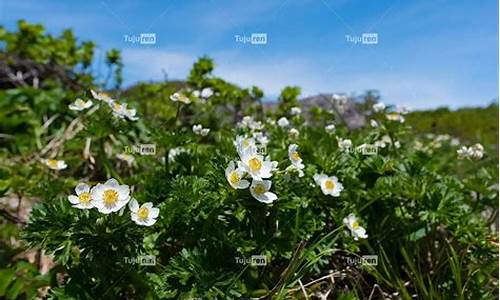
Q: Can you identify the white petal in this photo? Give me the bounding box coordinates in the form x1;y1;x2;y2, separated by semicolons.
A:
149;207;160;219
225;161;235;176
116;185;130;201
68;195;80;204
143;218;157;226
128;199;139;212
90;184;104;201
104;178;119;187
236;179;250;189
143;202;153;209
75;183;90;195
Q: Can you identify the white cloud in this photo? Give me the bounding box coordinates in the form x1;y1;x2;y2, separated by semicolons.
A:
121;48;491;110
122;48;197;83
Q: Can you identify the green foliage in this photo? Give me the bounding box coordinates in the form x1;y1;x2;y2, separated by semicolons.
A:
0;21;498;300
406;104;499;149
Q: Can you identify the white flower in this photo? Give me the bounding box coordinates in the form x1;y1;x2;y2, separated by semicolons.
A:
470;143;485;160
285;165;304;177
457;144;485;160
237;116;263;131
394;141;401;149
374;135;393;148
343;214;368;240
288;128;300;139
450;138;460;146
200;87;214;99
386;113;405;123
372;102;385;113
129;199;159;226
68;182;94;209
250;179;277;204
238;146;276;180
266;118;276;125
395;105;410;115
325;124;336;134
91;90;114;104
41;158;67;170
313;174;343;197
90;178;130;214
288;144;304;169
370;120;378;128
332;94;347;103
234;135;256;158
123;107;139;121
192;124;210;136
108;100;138;121
253;132;269;146
337;138;352;151
435;134;450;142
290;107;302;115
117;153;135;166
457;146;471;159
168;147;188;163
170;92;191;104
277;117;289;127
374;140;386;148
225;161;250;189
69;98;93;111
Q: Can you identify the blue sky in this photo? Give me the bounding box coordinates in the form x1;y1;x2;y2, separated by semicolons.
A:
1;0;498;109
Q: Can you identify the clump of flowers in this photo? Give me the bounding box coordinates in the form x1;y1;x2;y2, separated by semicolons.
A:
67;178;159;226
226;135;279;204
90;89;138;121
192;124;210;136
457;143;485;160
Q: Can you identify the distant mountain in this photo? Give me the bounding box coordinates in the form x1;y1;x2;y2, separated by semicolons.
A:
264;93;366;129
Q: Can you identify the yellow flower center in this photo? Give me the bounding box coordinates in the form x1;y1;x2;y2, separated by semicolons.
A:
138;207;149;220
291;151;301;161
243;139;250;148
75;99;85;106
79;192;91;204
47;159;58;169
325;179;335;190
248;157;262;172
352;221;359;229
113;102;122;110
253;184;266;195
103;189;119;206
229;171;240;184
